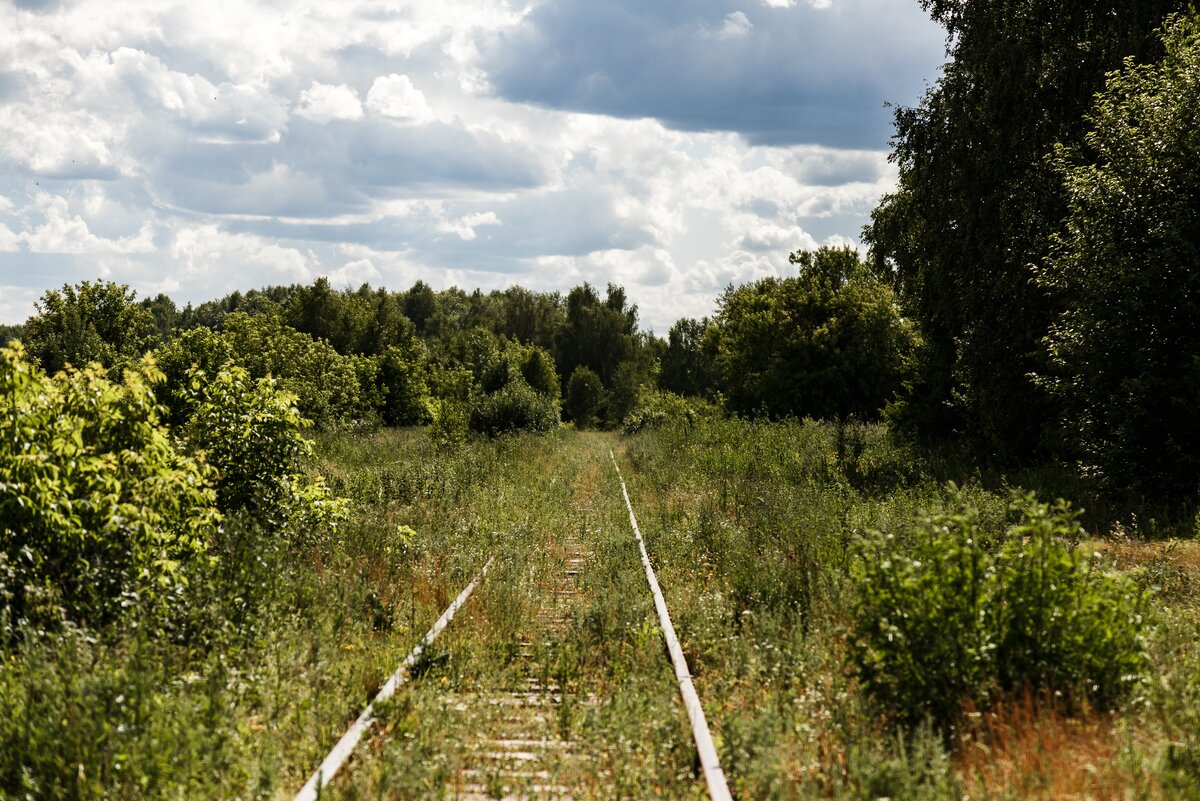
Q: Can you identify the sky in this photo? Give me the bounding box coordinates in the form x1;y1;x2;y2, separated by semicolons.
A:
0;0;946;332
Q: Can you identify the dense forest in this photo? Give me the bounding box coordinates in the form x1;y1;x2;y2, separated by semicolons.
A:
4;4;1200;800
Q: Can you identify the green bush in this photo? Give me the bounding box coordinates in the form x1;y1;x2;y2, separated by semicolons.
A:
220;312;374;428
180;365;347;535
427;366;472;449
1039;12;1200;503
706;246;917;421
0;343;219;632
377;343;432;427
469;379;559;436
622;389;702;434
152;326;237;426
851;488;1149;734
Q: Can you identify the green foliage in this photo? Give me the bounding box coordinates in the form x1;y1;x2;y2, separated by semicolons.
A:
0;343;219;631
659;317;712;398
220;311;375;427
377;342;432;427
180;365;347;533
1038;12;1200;502
24;280;157;375
707;246;917;421
140;293;179;339
865;0;1185;460
564;366;604;428
556;283;638;388
520;346;560;400
0;324;23;346
152;326;237;426
468;379;559;436
427;365;473;449
622;389;708;434
851;489;1149;734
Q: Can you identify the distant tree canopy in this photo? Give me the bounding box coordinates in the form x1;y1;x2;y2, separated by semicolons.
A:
865;0;1187;461
659;317;713;399
1038;13;1200;501
556;283;638;389
25;281;156;375
706;246;917;421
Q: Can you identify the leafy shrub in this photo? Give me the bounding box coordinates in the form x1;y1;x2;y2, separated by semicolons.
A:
468;379;559;436
180;365;347;534
564;366;604;427
428;366;472;449
851;488;1149;735
152;326;237;425
623;389;701;434
377;342;432;426
220;312;374;427
1039;12;1200;503
706;246;918;421
519;346;560;400
0;343;219;632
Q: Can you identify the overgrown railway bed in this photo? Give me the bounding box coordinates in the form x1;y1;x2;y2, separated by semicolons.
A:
295;437;726;800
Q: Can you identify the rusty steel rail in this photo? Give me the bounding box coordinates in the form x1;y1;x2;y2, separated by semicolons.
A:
609;450;734;801
293;556;495;801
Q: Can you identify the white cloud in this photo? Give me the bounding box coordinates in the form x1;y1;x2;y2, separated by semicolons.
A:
168;224;314;290
295;81;364;123
18;194;156;255
366;74;434;124
715;11;754;39
0;224;20;253
437;210;500;241
0;0;935;329
323;258;381;287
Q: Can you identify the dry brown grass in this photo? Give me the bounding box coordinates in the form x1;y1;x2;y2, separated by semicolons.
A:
1087;537;1200;572
955;693;1144;801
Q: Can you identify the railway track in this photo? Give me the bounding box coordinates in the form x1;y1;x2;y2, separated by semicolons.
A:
293;447;730;800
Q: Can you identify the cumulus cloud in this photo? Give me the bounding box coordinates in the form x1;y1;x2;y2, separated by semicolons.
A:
0;0;939;328
323;257;381;286
437;210;500;241
366;74;434;124
714;11;753;39
295;81;364;123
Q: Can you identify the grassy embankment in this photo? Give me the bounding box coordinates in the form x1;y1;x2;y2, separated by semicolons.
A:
6;421;1200;799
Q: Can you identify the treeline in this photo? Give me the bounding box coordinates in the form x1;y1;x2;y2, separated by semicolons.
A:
865;4;1200;510
6;243;915;440
1;246;917;629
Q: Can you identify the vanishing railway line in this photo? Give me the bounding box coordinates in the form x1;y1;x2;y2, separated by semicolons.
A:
293;441;730;800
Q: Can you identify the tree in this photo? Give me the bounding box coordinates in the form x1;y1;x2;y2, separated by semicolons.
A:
140;293;179;340
220;312;375;427
495;286;565;352
865;0;1185;460
0;324;23;346
556;283;637;389
1038;12;1200;501
519;346;560;400
564;366;604;428
24;281;156;374
377;342;432;427
660;318;712;398
403;280;438;337
707;246;916;420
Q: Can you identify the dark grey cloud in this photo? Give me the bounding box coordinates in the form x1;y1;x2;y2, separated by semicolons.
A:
149;118;550;218
483;0;944;148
